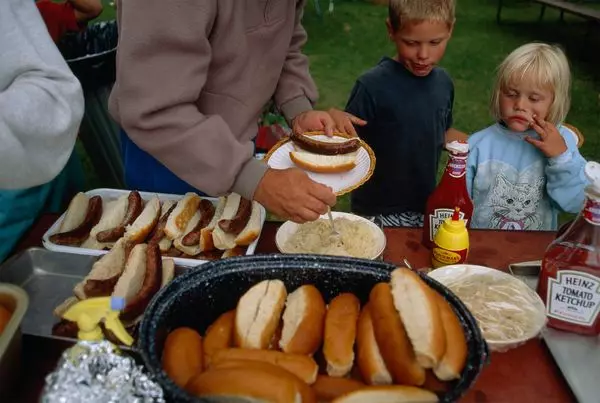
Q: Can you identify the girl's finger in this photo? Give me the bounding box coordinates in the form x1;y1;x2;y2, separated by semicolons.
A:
525;136;545;149
531;123;546;138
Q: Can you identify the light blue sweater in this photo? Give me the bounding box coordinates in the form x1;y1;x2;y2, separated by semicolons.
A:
467;123;588;231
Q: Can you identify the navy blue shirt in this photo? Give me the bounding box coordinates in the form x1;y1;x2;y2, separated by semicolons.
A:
346;57;454;216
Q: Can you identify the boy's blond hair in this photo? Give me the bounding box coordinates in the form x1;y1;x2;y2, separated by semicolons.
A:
388;0;455;31
490;43;571;126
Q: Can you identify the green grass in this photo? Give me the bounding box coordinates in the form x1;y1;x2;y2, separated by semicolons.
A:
91;0;599;221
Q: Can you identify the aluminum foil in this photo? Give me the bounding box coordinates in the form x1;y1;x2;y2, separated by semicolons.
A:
41;341;164;403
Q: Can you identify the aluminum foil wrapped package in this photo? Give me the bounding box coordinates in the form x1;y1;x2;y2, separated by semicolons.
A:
41;341;164;403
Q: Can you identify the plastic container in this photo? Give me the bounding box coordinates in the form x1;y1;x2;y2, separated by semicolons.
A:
429;264;547;352
42;188;266;268
138;254;489;403
275;211;386;260
0;284;29;396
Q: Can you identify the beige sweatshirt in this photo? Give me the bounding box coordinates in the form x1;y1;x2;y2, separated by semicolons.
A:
109;0;318;199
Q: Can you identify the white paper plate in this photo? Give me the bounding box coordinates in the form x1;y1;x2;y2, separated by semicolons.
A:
265;134;375;195
275;211;386;260
428;264;547;352
42;188;266;268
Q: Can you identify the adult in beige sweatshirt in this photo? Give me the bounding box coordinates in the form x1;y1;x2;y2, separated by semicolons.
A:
109;0;347;223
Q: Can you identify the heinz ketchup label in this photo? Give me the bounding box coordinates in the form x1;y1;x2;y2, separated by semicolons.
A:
429;208;468;243
546;271;600;326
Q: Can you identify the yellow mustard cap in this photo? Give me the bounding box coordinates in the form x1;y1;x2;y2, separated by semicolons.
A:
442;207;467;234
62;297;134;346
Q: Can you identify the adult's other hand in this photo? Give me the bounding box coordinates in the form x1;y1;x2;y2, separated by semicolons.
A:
254;168;336;223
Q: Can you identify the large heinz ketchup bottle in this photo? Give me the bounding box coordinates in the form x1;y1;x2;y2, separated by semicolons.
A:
422;141;474;249
537;162;600;336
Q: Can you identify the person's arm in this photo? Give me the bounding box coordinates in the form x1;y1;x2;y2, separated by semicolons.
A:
110;0;267;199
70;0;103;23
544;127;588;213
0;0;83;189
273;0;318;124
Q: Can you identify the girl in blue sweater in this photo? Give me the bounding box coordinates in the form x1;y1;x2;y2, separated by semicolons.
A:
467;43;588;231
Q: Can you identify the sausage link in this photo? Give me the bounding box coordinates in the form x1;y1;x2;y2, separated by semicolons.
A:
49;196;103;246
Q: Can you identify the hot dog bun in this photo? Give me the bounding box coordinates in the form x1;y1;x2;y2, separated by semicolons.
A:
432;292;467;381
124;196;161;243
235;279;287;349
208;360;316;403
390;268;445;369
186;364;305;403
164;192;201;240
209;348;318;384
356;303;392;385
161;258;175;288
331;386;439;403
82;195;129;250
162;327;203;389
50;195;103;246
280;284;326;356
173;208;202;256
74;237;129;299
323;293;360;377
200;196;227;252
290;150;357;173
369;283;425;386
234;201;262;246
221;246;245;258
59;192;89;232
203;310;235;366
212;193;242;250
312;375;365;402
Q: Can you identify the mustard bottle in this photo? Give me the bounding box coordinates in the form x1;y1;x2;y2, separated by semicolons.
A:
61;296;134;345
431;207;469;268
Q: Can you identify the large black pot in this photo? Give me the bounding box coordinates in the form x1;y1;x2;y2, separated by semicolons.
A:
138;254;489;403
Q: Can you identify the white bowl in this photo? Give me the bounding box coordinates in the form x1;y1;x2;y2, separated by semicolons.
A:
275;212;386;260
428;264;547;352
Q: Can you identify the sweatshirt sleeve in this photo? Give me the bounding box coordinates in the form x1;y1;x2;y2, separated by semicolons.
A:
109;0;266;199
545;126;589;213
274;0;318;123
0;0;83;190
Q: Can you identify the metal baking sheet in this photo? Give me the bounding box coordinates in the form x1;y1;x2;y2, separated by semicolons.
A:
0;247;186;340
508;261;600;403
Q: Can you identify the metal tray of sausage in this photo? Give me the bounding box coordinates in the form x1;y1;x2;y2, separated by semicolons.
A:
0;247;185;341
508;260;600;403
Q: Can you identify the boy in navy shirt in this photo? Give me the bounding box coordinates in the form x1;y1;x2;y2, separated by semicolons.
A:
331;0;466;227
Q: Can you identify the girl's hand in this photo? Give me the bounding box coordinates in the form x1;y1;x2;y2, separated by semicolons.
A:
525;115;567;158
328;108;367;137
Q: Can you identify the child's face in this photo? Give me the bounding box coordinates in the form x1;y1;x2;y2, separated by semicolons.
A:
499;77;554;132
387;19;453;77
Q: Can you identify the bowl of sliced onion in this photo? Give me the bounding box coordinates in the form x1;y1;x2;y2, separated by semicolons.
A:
428;264;547;352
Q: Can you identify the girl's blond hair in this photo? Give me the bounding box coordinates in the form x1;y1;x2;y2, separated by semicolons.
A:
490;43;571;126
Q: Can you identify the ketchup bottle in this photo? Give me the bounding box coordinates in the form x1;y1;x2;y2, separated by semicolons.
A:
423;141;474;249
537;162;600;336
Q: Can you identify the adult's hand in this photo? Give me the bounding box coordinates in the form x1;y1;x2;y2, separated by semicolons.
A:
292;110;337;136
254;168;336;223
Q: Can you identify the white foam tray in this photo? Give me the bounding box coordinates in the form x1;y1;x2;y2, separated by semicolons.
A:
42;188;266;268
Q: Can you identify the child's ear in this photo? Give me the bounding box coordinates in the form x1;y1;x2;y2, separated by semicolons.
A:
385;18;395;40
447;19;456;38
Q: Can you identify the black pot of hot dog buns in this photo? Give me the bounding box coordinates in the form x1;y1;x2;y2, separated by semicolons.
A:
137;254;489;403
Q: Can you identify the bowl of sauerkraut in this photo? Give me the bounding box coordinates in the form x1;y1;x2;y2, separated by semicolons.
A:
275;212;386;260
428;264;547;352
